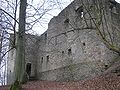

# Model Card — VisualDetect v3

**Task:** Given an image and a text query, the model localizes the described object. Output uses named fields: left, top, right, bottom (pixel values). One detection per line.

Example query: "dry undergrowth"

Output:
left=1, top=73, right=120, bottom=90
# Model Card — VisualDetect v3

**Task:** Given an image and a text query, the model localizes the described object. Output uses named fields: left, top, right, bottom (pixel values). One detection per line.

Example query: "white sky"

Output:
left=116, top=0, right=120, bottom=3
left=29, top=0, right=74, bottom=35
left=31, top=0, right=120, bottom=35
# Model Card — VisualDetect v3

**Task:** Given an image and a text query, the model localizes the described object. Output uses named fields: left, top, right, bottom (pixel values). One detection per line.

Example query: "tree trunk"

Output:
left=14, top=0, right=27, bottom=83
left=0, top=31, right=3, bottom=65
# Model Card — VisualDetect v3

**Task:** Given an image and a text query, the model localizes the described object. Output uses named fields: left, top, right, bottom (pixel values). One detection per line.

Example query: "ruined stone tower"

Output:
left=7, top=0, right=120, bottom=85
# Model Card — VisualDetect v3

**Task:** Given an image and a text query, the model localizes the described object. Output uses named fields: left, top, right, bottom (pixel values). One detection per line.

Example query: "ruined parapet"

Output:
left=37, top=0, right=120, bottom=81
left=7, top=0, right=120, bottom=83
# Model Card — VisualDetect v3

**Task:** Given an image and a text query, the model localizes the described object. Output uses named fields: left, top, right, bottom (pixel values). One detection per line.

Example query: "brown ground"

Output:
left=0, top=73, right=120, bottom=90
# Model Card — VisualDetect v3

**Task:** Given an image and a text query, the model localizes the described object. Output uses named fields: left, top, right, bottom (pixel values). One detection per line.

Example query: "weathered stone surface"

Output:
left=7, top=0, right=120, bottom=85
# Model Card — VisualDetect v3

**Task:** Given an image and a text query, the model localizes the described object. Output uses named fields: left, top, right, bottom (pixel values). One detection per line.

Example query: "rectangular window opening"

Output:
left=46, top=55, right=49, bottom=62
left=41, top=57, right=43, bottom=63
left=68, top=48, right=72, bottom=56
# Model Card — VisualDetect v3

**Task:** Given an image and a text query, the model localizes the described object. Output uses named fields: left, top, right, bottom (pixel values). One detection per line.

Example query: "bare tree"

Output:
left=0, top=0, right=73, bottom=87
left=62, top=0, right=120, bottom=74
left=81, top=0, right=120, bottom=54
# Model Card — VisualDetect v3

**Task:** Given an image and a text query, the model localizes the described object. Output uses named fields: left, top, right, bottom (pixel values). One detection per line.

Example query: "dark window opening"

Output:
left=41, top=57, right=43, bottom=63
left=105, top=64, right=108, bottom=68
left=26, top=63, right=31, bottom=77
left=68, top=48, right=72, bottom=56
left=45, top=33, right=47, bottom=37
left=46, top=55, right=49, bottom=62
left=45, top=33, right=47, bottom=40
left=83, top=42, right=86, bottom=46
left=104, top=64, right=108, bottom=70
left=62, top=51, right=64, bottom=57
left=64, top=18, right=69, bottom=23
left=76, top=6, right=84, bottom=18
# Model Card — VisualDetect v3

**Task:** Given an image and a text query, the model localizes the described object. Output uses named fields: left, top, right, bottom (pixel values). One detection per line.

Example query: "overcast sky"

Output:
left=116, top=0, right=120, bottom=3
left=29, top=0, right=74, bottom=35
left=32, top=0, right=120, bottom=35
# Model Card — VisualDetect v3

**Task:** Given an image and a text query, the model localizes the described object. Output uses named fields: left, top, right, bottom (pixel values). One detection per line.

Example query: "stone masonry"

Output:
left=7, top=0, right=120, bottom=85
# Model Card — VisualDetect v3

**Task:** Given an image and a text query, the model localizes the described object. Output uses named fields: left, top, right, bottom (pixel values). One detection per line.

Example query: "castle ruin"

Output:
left=7, top=0, right=120, bottom=85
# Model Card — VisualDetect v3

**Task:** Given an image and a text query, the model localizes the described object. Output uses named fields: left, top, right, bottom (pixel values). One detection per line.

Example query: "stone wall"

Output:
left=7, top=0, right=120, bottom=84
left=37, top=0, right=120, bottom=81
left=7, top=34, right=39, bottom=84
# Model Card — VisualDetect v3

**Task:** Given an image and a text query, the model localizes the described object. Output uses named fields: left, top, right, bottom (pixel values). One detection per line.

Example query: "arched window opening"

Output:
left=76, top=6, right=84, bottom=18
